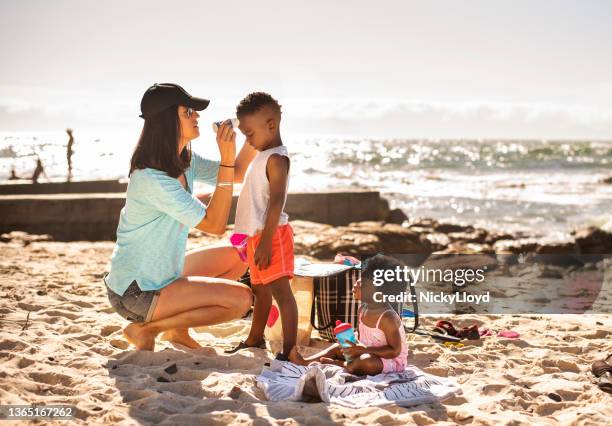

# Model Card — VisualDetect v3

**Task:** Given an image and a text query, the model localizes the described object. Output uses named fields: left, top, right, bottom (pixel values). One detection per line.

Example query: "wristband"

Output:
left=220, top=164, right=235, bottom=168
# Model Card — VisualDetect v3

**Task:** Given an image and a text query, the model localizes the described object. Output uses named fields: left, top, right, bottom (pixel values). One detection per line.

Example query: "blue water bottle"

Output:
left=334, top=320, right=359, bottom=362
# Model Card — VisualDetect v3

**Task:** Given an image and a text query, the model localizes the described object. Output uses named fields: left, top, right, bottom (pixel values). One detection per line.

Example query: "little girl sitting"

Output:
left=289, top=254, right=409, bottom=375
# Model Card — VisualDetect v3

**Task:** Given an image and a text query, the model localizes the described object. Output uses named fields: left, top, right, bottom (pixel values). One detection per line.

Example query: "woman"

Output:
left=104, top=83, right=256, bottom=351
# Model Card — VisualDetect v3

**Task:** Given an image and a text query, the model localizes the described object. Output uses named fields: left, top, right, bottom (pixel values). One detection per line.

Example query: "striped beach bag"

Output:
left=310, top=267, right=361, bottom=341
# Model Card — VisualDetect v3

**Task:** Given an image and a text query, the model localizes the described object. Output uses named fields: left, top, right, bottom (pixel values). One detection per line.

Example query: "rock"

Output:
left=572, top=226, right=612, bottom=255
left=409, top=226, right=435, bottom=234
left=535, top=240, right=581, bottom=266
left=422, top=254, right=498, bottom=273
left=438, top=242, right=494, bottom=255
left=424, top=233, right=451, bottom=251
left=448, top=229, right=489, bottom=244
left=0, top=231, right=52, bottom=244
left=434, top=223, right=474, bottom=234
left=538, top=266, right=564, bottom=279
left=536, top=241, right=578, bottom=255
left=385, top=208, right=408, bottom=224
left=407, top=218, right=439, bottom=228
left=348, top=222, right=432, bottom=253
left=600, top=176, right=612, bottom=184
left=493, top=238, right=539, bottom=254
left=292, top=220, right=431, bottom=260
left=484, top=231, right=515, bottom=245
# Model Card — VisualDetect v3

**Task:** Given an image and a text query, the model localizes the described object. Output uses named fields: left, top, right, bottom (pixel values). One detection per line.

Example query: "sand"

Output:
left=1, top=232, right=611, bottom=425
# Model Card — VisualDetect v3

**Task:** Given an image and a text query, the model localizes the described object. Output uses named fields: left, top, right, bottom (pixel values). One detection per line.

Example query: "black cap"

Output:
left=139, top=83, right=210, bottom=119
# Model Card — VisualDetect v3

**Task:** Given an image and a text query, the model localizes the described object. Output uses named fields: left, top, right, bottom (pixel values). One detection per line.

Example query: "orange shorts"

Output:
left=247, top=224, right=294, bottom=285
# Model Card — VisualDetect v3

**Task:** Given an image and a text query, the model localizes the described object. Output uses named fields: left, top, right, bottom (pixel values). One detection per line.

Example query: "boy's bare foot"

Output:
left=320, top=357, right=345, bottom=367
left=288, top=346, right=308, bottom=366
left=160, top=328, right=202, bottom=349
left=123, top=323, right=156, bottom=351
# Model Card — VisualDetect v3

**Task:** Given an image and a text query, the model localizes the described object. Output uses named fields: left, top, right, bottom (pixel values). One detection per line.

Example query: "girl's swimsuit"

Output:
left=358, top=308, right=409, bottom=373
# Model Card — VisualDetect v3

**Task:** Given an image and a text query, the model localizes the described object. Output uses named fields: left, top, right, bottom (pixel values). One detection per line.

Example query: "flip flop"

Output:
left=434, top=320, right=460, bottom=337
left=479, top=327, right=494, bottom=337
left=592, top=354, right=612, bottom=394
left=458, top=324, right=480, bottom=340
left=224, top=339, right=266, bottom=354
left=414, top=328, right=462, bottom=342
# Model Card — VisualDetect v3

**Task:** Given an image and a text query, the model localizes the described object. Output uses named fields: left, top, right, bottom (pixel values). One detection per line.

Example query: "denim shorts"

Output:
left=104, top=275, right=161, bottom=323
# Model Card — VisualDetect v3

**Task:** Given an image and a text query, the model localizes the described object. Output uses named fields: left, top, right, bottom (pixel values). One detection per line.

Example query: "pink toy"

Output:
left=334, top=253, right=360, bottom=266
left=267, top=305, right=280, bottom=327
left=497, top=330, right=520, bottom=339
left=230, top=233, right=248, bottom=263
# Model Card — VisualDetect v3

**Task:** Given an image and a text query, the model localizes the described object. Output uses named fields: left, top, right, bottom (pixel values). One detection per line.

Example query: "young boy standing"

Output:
left=225, top=92, right=297, bottom=360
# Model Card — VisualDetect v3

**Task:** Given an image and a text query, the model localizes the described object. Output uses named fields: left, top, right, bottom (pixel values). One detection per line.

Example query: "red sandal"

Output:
left=433, top=320, right=460, bottom=337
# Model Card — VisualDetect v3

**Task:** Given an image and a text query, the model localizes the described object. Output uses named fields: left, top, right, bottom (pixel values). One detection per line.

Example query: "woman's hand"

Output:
left=216, top=120, right=236, bottom=165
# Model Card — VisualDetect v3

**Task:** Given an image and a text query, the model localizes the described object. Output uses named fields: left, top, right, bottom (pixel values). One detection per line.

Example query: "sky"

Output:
left=1, top=0, right=612, bottom=139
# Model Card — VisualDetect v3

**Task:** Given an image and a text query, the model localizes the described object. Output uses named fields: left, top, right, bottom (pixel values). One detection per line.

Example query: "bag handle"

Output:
left=404, top=281, right=419, bottom=333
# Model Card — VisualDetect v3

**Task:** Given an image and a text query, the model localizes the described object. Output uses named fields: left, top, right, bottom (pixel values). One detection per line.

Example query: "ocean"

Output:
left=1, top=132, right=611, bottom=238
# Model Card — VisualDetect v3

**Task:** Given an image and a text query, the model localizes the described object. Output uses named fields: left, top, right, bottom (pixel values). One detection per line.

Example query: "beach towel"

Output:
left=257, top=360, right=462, bottom=408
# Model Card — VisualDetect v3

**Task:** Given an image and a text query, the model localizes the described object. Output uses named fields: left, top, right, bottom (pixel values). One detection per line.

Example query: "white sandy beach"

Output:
left=0, top=230, right=611, bottom=425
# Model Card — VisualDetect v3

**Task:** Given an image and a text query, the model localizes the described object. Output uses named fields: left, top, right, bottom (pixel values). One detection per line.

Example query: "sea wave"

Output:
left=1, top=134, right=610, bottom=236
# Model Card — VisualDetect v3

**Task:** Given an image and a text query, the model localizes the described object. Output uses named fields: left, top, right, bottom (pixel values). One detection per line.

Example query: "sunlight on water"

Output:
left=1, top=132, right=610, bottom=236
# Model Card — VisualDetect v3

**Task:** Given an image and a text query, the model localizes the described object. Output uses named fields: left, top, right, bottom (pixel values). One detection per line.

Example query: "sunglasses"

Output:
left=185, top=107, right=195, bottom=118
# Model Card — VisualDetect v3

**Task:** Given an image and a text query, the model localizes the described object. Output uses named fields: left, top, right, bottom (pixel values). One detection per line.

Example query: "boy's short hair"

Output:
left=362, top=254, right=408, bottom=297
left=236, top=92, right=281, bottom=117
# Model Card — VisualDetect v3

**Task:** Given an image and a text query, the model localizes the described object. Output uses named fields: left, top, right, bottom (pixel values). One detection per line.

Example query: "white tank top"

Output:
left=234, top=145, right=290, bottom=236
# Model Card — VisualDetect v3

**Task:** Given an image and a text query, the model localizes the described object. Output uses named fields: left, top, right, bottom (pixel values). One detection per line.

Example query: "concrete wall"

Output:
left=0, top=191, right=389, bottom=241
left=0, top=180, right=127, bottom=195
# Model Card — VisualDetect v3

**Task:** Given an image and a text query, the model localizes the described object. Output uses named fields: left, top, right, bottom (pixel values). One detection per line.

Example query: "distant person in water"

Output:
left=31, top=157, right=46, bottom=184
left=9, top=166, right=19, bottom=180
left=66, top=128, right=74, bottom=182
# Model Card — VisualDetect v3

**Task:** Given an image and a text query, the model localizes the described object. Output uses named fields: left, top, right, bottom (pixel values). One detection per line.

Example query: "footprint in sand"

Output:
left=28, top=371, right=77, bottom=387
left=42, top=310, right=80, bottom=320
left=101, top=325, right=122, bottom=337
left=17, top=302, right=45, bottom=311
left=72, top=300, right=95, bottom=308
left=110, top=339, right=129, bottom=350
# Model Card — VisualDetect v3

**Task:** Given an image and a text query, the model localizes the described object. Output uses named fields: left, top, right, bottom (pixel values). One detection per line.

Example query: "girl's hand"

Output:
left=342, top=341, right=366, bottom=358
left=216, top=120, right=236, bottom=164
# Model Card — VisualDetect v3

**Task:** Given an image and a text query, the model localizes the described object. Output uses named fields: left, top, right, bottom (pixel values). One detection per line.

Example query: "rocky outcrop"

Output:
left=292, top=220, right=431, bottom=260
left=385, top=208, right=409, bottom=225
left=572, top=226, right=612, bottom=255
left=493, top=238, right=540, bottom=254
left=291, top=217, right=611, bottom=268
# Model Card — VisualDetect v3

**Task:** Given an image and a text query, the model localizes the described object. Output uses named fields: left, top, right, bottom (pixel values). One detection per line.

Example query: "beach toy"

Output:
left=401, top=308, right=416, bottom=318
left=212, top=118, right=240, bottom=133
left=229, top=233, right=248, bottom=263
left=498, top=330, right=520, bottom=339
left=334, top=320, right=359, bottom=362
left=334, top=254, right=361, bottom=267
left=266, top=305, right=279, bottom=327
